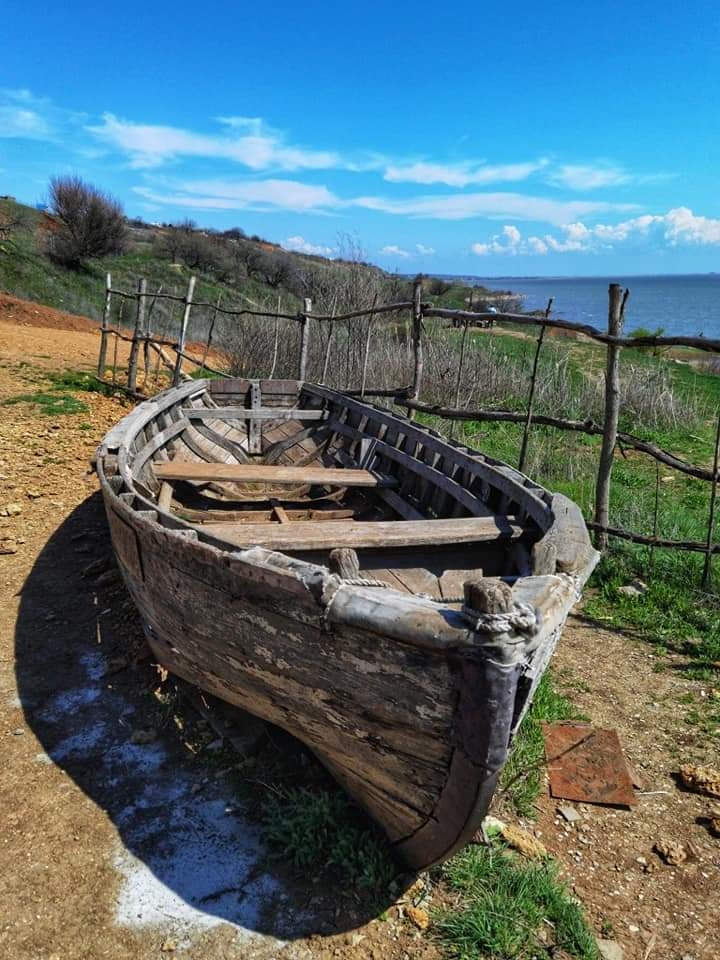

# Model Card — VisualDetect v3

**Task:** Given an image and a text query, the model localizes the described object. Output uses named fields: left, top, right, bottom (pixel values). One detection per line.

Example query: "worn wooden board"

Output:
left=153, top=462, right=398, bottom=487
left=205, top=515, right=526, bottom=551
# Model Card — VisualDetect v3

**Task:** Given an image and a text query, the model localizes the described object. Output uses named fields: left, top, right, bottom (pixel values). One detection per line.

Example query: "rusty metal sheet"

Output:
left=542, top=722, right=636, bottom=806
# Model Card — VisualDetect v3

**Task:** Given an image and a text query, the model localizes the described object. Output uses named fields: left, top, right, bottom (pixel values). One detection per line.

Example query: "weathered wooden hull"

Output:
left=96, top=379, right=598, bottom=870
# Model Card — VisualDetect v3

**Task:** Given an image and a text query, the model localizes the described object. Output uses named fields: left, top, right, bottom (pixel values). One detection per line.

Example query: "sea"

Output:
left=453, top=274, right=720, bottom=338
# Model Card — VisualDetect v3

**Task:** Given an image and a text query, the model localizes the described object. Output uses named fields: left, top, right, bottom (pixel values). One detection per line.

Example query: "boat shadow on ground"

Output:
left=15, top=492, right=404, bottom=940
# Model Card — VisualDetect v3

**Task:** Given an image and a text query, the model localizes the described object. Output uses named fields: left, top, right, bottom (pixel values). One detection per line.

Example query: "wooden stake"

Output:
left=127, top=277, right=146, bottom=393
left=97, top=272, right=112, bottom=378
left=268, top=296, right=281, bottom=379
left=518, top=298, right=553, bottom=473
left=142, top=284, right=163, bottom=384
left=449, top=290, right=473, bottom=439
left=701, top=410, right=720, bottom=588
left=321, top=322, right=334, bottom=384
left=111, top=298, right=124, bottom=386
left=201, top=293, right=222, bottom=373
left=298, top=297, right=311, bottom=381
left=360, top=294, right=378, bottom=399
left=594, top=284, right=627, bottom=550
left=173, top=275, right=196, bottom=386
left=408, top=278, right=424, bottom=420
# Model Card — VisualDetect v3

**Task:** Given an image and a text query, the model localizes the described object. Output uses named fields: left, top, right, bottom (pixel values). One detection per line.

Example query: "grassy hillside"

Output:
left=0, top=197, right=505, bottom=330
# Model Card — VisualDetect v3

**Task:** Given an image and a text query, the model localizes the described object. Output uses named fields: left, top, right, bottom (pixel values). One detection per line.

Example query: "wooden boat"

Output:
left=95, top=378, right=598, bottom=870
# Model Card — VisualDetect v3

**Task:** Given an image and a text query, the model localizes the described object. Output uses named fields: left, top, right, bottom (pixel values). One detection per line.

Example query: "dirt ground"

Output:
left=0, top=295, right=718, bottom=960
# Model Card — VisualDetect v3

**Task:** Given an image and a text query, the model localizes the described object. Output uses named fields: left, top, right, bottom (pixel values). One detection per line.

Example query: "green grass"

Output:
left=0, top=367, right=118, bottom=416
left=500, top=673, right=586, bottom=818
left=586, top=551, right=720, bottom=664
left=2, top=390, right=89, bottom=415
left=434, top=843, right=599, bottom=960
left=260, top=785, right=396, bottom=896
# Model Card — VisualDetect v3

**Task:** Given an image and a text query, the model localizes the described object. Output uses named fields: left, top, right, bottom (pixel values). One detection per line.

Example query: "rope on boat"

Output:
left=338, top=580, right=537, bottom=634
left=342, top=577, right=392, bottom=588
left=459, top=601, right=539, bottom=635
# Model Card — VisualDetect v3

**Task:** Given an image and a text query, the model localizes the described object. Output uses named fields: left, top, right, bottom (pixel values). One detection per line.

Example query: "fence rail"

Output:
left=96, top=272, right=720, bottom=586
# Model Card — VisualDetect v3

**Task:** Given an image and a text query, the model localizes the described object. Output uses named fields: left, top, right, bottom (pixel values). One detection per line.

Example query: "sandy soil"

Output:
left=0, top=296, right=718, bottom=960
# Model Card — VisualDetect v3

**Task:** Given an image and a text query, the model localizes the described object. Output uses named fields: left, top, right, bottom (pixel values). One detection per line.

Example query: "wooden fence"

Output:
left=96, top=273, right=720, bottom=585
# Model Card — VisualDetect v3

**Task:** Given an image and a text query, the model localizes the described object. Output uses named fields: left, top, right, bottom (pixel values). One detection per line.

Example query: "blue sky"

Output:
left=2, top=0, right=720, bottom=275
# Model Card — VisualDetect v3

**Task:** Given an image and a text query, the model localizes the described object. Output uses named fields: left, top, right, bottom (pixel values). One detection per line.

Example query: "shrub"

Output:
left=46, top=176, right=126, bottom=268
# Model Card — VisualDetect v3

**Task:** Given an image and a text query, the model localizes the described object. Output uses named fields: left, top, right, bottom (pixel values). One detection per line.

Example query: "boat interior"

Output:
left=124, top=378, right=554, bottom=599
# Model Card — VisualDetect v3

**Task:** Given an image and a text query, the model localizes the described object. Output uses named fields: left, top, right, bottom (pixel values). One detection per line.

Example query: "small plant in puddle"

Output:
left=434, top=843, right=599, bottom=959
left=261, top=785, right=396, bottom=895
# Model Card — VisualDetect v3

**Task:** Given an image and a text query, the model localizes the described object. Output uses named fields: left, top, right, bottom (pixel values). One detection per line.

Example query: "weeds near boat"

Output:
left=500, top=673, right=586, bottom=818
left=434, top=843, right=599, bottom=960
left=261, top=786, right=396, bottom=896
left=1, top=368, right=118, bottom=416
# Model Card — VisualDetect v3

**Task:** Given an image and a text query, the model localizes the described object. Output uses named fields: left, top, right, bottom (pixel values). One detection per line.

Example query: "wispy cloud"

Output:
left=0, top=88, right=83, bottom=140
left=88, top=114, right=344, bottom=171
left=415, top=243, right=435, bottom=255
left=283, top=235, right=334, bottom=256
left=548, top=163, right=632, bottom=190
left=134, top=178, right=339, bottom=213
left=134, top=176, right=639, bottom=225
left=384, top=159, right=548, bottom=187
left=547, top=162, right=674, bottom=191
left=471, top=207, right=720, bottom=256
left=355, top=191, right=636, bottom=225
left=380, top=244, right=411, bottom=259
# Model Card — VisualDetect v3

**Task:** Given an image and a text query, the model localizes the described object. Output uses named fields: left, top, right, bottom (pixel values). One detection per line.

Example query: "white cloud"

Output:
left=471, top=224, right=527, bottom=256
left=415, top=243, right=435, bottom=255
left=663, top=207, right=720, bottom=245
left=133, top=178, right=339, bottom=213
left=0, top=88, right=62, bottom=140
left=548, top=164, right=631, bottom=190
left=471, top=207, right=720, bottom=257
left=88, top=114, right=342, bottom=171
left=548, top=163, right=674, bottom=191
left=384, top=159, right=547, bottom=187
left=527, top=236, right=548, bottom=254
left=283, top=235, right=334, bottom=256
left=380, top=244, right=411, bottom=259
left=355, top=191, right=636, bottom=224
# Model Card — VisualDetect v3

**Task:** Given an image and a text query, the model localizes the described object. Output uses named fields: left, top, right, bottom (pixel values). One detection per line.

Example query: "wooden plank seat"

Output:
left=185, top=407, right=327, bottom=421
left=153, top=462, right=398, bottom=488
left=203, top=515, right=528, bottom=551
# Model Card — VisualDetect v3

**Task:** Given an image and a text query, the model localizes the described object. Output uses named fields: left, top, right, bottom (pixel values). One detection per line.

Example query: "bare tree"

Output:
left=46, top=176, right=126, bottom=268
left=0, top=201, right=28, bottom=246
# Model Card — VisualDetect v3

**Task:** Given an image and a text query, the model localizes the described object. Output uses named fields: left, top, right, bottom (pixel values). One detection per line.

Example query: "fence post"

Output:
left=201, top=293, right=222, bottom=373
left=449, top=290, right=472, bottom=439
left=360, top=294, right=378, bottom=399
left=518, top=298, right=553, bottom=473
left=127, top=277, right=147, bottom=393
left=268, top=296, right=281, bottom=379
left=701, top=411, right=720, bottom=588
left=298, top=297, right=311, bottom=380
left=97, top=272, right=112, bottom=378
left=173, top=275, right=196, bottom=386
left=594, top=283, right=627, bottom=549
left=321, top=301, right=337, bottom=385
left=408, top=278, right=424, bottom=420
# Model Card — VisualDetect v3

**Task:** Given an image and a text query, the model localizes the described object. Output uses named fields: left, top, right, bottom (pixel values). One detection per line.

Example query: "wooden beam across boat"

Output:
left=203, top=515, right=527, bottom=551
left=185, top=407, right=328, bottom=421
left=153, top=462, right=398, bottom=488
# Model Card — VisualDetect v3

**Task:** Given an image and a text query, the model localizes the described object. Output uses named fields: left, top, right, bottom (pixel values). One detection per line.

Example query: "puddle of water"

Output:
left=36, top=643, right=286, bottom=946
